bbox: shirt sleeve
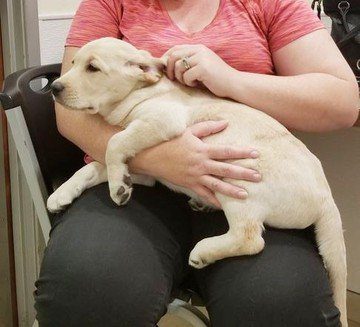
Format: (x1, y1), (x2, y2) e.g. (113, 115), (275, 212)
(261, 0), (325, 53)
(66, 0), (122, 48)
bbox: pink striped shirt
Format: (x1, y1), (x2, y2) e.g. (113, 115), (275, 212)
(66, 0), (324, 75)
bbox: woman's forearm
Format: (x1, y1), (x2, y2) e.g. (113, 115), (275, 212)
(57, 105), (152, 175)
(56, 104), (121, 164)
(223, 68), (359, 132)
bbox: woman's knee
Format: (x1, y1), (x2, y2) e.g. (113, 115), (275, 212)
(36, 236), (171, 326)
(35, 185), (184, 326)
(35, 225), (171, 326)
(206, 269), (340, 327)
(197, 228), (341, 327)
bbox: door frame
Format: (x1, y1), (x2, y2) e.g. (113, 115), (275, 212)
(0, 15), (18, 327)
(1, 0), (41, 325)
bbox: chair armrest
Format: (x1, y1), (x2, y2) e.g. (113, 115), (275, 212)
(0, 63), (84, 195)
(0, 64), (61, 110)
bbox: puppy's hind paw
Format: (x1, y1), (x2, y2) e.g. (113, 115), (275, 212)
(188, 249), (212, 269)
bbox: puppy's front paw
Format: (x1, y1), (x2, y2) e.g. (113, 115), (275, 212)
(109, 174), (133, 206)
(47, 191), (75, 213)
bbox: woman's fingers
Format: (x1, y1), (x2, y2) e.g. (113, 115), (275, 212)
(174, 54), (199, 85)
(206, 144), (259, 160)
(201, 175), (248, 199)
(205, 160), (261, 182)
(189, 120), (228, 138)
(183, 65), (201, 87)
(166, 49), (196, 80)
(174, 59), (187, 84)
(194, 186), (222, 208)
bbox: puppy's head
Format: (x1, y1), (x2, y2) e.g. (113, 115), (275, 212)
(51, 37), (166, 115)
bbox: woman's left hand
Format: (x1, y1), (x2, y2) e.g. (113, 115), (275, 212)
(164, 44), (234, 97)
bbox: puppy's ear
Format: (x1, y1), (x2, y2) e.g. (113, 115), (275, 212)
(127, 50), (167, 83)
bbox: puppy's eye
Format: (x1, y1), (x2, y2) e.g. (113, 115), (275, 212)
(139, 65), (149, 72)
(87, 64), (100, 73)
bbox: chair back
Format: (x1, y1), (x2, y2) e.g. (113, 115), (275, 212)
(0, 64), (84, 194)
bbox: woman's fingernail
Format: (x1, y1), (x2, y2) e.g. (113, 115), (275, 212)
(237, 190), (248, 198)
(250, 150), (259, 158)
(253, 173), (262, 181)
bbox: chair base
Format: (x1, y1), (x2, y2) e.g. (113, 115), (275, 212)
(167, 299), (210, 327)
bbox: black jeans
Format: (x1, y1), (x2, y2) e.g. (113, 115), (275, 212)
(34, 183), (340, 327)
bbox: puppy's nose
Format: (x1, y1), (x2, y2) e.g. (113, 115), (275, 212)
(51, 82), (65, 96)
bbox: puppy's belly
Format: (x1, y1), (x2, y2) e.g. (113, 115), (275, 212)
(153, 99), (332, 229)
(221, 152), (329, 229)
(192, 108), (331, 228)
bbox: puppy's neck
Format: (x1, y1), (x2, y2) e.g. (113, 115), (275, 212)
(104, 77), (176, 126)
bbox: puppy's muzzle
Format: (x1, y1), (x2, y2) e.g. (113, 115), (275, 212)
(51, 82), (65, 97)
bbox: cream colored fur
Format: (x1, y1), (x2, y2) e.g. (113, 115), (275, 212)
(47, 38), (347, 325)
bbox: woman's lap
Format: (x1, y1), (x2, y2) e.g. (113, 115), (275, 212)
(35, 183), (340, 327)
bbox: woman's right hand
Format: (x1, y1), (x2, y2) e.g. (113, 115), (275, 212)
(129, 120), (261, 207)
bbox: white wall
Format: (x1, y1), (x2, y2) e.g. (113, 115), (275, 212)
(37, 0), (81, 16)
(38, 18), (73, 64)
(37, 0), (81, 64)
(296, 130), (360, 293)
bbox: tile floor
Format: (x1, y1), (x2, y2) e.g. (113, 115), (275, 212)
(159, 307), (360, 327)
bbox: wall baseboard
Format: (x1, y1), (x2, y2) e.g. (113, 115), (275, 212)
(39, 13), (74, 21)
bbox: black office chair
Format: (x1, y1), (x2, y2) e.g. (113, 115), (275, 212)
(0, 64), (210, 327)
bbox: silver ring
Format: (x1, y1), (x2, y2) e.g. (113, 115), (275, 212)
(182, 57), (191, 70)
(356, 59), (360, 71)
(338, 1), (350, 12)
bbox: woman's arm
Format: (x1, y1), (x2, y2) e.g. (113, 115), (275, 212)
(166, 29), (359, 132)
(224, 30), (359, 132)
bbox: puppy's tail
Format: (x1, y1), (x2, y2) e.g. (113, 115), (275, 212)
(315, 200), (347, 327)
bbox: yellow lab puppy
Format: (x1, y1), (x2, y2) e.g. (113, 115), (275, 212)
(47, 38), (347, 326)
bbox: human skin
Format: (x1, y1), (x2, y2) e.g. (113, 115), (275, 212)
(55, 0), (359, 206)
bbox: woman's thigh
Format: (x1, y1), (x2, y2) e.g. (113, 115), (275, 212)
(192, 212), (340, 327)
(35, 183), (193, 327)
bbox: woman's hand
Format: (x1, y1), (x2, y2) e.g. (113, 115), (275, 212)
(129, 121), (261, 208)
(164, 44), (235, 98)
